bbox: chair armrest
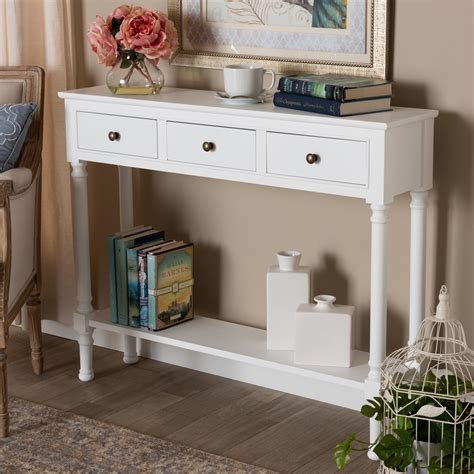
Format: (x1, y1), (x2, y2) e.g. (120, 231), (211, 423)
(0, 168), (33, 194)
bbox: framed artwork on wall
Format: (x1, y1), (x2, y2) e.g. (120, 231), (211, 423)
(168, 0), (389, 78)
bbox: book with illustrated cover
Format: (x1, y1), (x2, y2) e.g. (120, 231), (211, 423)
(115, 228), (165, 326)
(136, 239), (180, 328)
(107, 225), (149, 323)
(148, 243), (194, 331)
(278, 74), (392, 102)
(273, 92), (391, 117)
(127, 237), (168, 327)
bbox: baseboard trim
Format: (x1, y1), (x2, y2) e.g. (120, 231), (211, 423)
(41, 319), (363, 410)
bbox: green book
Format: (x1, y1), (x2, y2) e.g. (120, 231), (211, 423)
(278, 74), (392, 102)
(115, 228), (165, 326)
(107, 225), (149, 324)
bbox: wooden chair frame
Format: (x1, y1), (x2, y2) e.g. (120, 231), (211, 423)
(0, 66), (45, 437)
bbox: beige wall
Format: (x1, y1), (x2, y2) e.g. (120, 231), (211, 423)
(68, 0), (473, 350)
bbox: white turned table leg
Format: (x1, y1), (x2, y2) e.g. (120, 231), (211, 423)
(71, 162), (95, 382)
(118, 167), (138, 364)
(123, 335), (139, 364)
(366, 203), (390, 452)
(409, 191), (428, 345)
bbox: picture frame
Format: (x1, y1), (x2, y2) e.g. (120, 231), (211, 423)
(168, 0), (389, 79)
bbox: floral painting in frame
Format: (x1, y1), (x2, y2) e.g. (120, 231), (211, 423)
(168, 0), (388, 78)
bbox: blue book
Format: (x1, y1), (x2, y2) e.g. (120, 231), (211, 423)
(107, 225), (148, 323)
(127, 239), (166, 327)
(137, 240), (177, 328)
(115, 229), (165, 326)
(273, 92), (392, 117)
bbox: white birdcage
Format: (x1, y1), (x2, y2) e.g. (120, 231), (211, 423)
(377, 286), (473, 473)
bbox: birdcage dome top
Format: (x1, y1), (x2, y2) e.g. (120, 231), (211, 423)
(381, 286), (474, 400)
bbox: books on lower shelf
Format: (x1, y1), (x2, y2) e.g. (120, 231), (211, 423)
(274, 73), (393, 117)
(108, 226), (194, 331)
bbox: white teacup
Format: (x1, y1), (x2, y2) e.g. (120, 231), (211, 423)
(224, 64), (275, 98)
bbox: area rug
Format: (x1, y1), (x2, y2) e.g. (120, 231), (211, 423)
(0, 398), (271, 473)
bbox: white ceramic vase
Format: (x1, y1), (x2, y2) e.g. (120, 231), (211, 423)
(266, 250), (310, 350)
(294, 295), (354, 367)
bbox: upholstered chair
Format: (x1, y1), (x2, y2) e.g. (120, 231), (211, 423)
(0, 66), (44, 437)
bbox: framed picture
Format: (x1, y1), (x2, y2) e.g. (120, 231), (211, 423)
(168, 0), (389, 78)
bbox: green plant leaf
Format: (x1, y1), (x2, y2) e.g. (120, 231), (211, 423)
(373, 429), (414, 471)
(360, 397), (385, 421)
(334, 433), (356, 470)
(120, 59), (132, 69)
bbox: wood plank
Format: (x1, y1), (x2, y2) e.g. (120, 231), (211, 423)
(165, 379), (259, 420)
(168, 387), (283, 448)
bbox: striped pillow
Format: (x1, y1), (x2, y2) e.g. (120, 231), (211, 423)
(0, 103), (36, 172)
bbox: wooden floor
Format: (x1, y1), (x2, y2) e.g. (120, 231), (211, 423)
(7, 327), (377, 473)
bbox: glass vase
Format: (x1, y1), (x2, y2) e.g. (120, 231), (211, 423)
(106, 50), (164, 95)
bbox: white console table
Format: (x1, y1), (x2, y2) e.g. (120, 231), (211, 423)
(59, 86), (438, 445)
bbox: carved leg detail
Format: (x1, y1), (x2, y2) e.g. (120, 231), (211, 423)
(409, 191), (428, 345)
(366, 203), (391, 453)
(27, 286), (43, 375)
(0, 349), (8, 437)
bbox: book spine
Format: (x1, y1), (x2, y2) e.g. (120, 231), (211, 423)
(278, 78), (344, 101)
(273, 92), (342, 116)
(138, 250), (149, 328)
(147, 254), (157, 330)
(127, 248), (140, 328)
(107, 235), (119, 324)
(115, 239), (129, 326)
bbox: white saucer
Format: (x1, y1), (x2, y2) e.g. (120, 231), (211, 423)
(215, 91), (268, 105)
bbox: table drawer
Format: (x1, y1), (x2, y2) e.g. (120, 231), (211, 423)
(267, 132), (368, 186)
(167, 122), (256, 171)
(77, 112), (158, 158)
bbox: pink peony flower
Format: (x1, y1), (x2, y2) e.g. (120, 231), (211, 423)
(117, 7), (179, 63)
(87, 15), (119, 67)
(107, 4), (131, 29)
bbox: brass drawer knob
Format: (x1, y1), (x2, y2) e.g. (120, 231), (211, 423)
(108, 131), (120, 142)
(202, 141), (215, 152)
(306, 153), (320, 164)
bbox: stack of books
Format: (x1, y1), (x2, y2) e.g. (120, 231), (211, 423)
(108, 225), (194, 331)
(273, 74), (393, 117)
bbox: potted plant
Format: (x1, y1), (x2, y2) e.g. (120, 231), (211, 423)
(335, 287), (473, 473)
(335, 375), (473, 472)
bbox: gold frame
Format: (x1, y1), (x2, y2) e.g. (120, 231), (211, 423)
(169, 0), (389, 78)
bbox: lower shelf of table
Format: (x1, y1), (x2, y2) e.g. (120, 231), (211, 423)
(89, 310), (369, 410)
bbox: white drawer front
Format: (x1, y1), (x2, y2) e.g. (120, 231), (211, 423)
(267, 132), (368, 186)
(167, 122), (256, 171)
(77, 112), (158, 158)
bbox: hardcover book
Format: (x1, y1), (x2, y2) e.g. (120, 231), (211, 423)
(148, 243), (194, 331)
(115, 228), (165, 326)
(273, 92), (392, 117)
(127, 237), (168, 327)
(278, 74), (392, 102)
(107, 225), (150, 323)
(136, 239), (180, 328)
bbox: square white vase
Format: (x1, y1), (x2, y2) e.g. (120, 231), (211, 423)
(266, 251), (310, 350)
(294, 295), (354, 367)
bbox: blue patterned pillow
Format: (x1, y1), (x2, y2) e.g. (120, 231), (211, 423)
(0, 103), (36, 172)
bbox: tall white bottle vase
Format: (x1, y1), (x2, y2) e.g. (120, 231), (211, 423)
(295, 295), (354, 367)
(266, 251), (311, 350)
